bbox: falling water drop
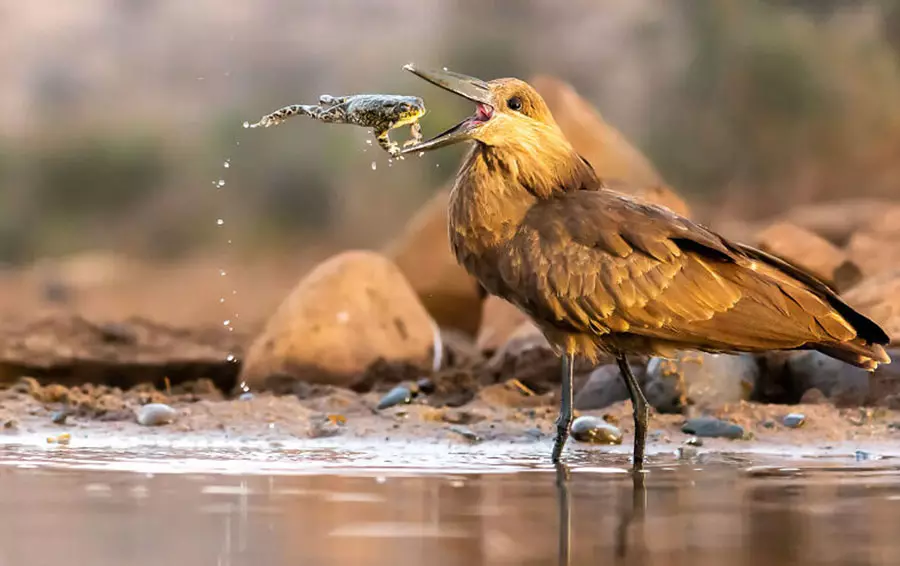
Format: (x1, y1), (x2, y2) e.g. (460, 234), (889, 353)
(371, 161), (377, 170)
(227, 354), (236, 362)
(217, 180), (225, 188)
(220, 270), (227, 277)
(223, 320), (231, 326)
(216, 218), (224, 226)
(365, 139), (373, 145)
(242, 121), (250, 128)
(223, 160), (230, 168)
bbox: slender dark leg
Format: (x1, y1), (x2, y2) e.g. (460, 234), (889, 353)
(616, 354), (649, 471)
(615, 470), (647, 558)
(555, 462), (571, 566)
(551, 352), (575, 463)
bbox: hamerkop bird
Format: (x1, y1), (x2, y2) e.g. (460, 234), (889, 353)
(399, 65), (891, 471)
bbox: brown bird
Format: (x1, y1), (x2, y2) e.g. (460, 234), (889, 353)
(400, 65), (891, 471)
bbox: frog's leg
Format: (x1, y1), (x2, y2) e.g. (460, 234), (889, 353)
(250, 104), (318, 128)
(375, 126), (400, 156)
(403, 121), (423, 147)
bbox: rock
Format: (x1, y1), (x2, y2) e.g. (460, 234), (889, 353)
(136, 403), (177, 426)
(385, 188), (483, 335)
(424, 370), (479, 408)
(441, 409), (485, 425)
(681, 417), (745, 439)
(570, 416), (623, 445)
(683, 437), (703, 447)
(644, 352), (759, 413)
(238, 392), (254, 401)
(846, 232), (900, 280)
(754, 222), (859, 289)
(447, 425), (481, 443)
(573, 363), (636, 411)
(475, 296), (532, 353)
(531, 75), (690, 217)
(415, 377), (436, 395)
(783, 413), (806, 428)
(782, 199), (900, 246)
(799, 388), (829, 405)
(376, 385), (414, 410)
(843, 270), (900, 344)
(785, 351), (871, 407)
(50, 410), (69, 425)
(240, 251), (436, 392)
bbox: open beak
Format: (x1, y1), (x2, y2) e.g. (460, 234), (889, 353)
(400, 64), (494, 154)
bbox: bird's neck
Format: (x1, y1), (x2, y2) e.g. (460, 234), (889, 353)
(448, 134), (597, 255)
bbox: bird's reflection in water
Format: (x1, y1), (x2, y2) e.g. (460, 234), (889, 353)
(555, 463), (647, 565)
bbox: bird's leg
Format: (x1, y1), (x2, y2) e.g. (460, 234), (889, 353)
(555, 462), (572, 566)
(616, 354), (649, 471)
(551, 352), (575, 463)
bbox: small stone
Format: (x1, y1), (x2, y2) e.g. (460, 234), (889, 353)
(888, 422), (900, 431)
(136, 403), (177, 426)
(238, 392), (254, 401)
(570, 416), (623, 445)
(416, 377), (435, 395)
(855, 450), (872, 461)
(783, 413), (806, 429)
(761, 420), (776, 429)
(376, 385), (414, 410)
(46, 432), (71, 445)
(682, 417), (745, 439)
(51, 411), (69, 425)
(683, 436), (703, 447)
(441, 409), (484, 425)
(524, 427), (544, 439)
(677, 446), (699, 460)
(447, 425), (481, 443)
(3, 419), (18, 430)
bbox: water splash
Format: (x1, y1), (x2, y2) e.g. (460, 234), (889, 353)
(371, 161), (377, 170)
(216, 219), (224, 226)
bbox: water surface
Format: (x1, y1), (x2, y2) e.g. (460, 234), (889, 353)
(1, 440), (899, 565)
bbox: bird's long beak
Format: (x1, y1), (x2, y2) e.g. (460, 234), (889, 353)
(400, 64), (494, 154)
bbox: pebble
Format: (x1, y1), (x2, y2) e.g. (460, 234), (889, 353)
(376, 385), (414, 410)
(51, 411), (69, 425)
(681, 417), (745, 439)
(783, 413), (806, 429)
(416, 377), (436, 395)
(448, 425), (481, 443)
(683, 436), (703, 447)
(570, 416), (623, 445)
(136, 403), (178, 426)
(238, 392), (254, 401)
(46, 433), (71, 445)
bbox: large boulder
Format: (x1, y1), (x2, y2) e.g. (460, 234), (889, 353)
(782, 199), (900, 245)
(842, 270), (900, 345)
(385, 188), (483, 335)
(531, 75), (691, 217)
(239, 251), (436, 392)
(754, 221), (862, 291)
(475, 295), (531, 354)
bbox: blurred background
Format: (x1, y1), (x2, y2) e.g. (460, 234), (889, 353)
(2, 0), (899, 329)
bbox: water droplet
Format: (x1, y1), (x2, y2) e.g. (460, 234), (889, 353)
(371, 161), (377, 170)
(442, 66), (449, 71)
(219, 298), (225, 303)
(436, 163), (440, 168)
(223, 161), (230, 168)
(242, 121), (250, 128)
(223, 320), (231, 326)
(216, 218), (224, 226)
(217, 180), (225, 187)
(228, 355), (236, 363)
(219, 270), (227, 276)
(227, 239), (232, 244)
(365, 139), (373, 145)
(418, 152), (425, 157)
(232, 290), (237, 295)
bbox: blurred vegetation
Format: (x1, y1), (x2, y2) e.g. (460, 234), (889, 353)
(2, 0), (900, 264)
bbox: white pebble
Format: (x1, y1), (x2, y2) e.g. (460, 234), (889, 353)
(137, 404), (177, 426)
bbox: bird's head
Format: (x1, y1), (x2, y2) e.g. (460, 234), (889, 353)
(400, 64), (563, 154)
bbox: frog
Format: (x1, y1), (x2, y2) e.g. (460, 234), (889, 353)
(245, 94), (427, 157)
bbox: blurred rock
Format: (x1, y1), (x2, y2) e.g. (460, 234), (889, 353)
(532, 75), (690, 217)
(240, 250), (436, 392)
(476, 296), (531, 353)
(782, 199), (900, 246)
(755, 221), (860, 290)
(846, 231), (900, 280)
(785, 351), (871, 407)
(136, 403), (177, 426)
(376, 385), (414, 410)
(385, 188), (483, 335)
(783, 413), (806, 428)
(570, 416), (623, 445)
(644, 352), (759, 413)
(799, 388), (829, 405)
(682, 417), (745, 439)
(843, 270), (900, 344)
(574, 363), (636, 411)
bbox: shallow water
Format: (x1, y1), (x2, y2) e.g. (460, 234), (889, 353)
(2, 439), (900, 566)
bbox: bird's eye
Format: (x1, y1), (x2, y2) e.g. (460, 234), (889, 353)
(507, 96), (522, 111)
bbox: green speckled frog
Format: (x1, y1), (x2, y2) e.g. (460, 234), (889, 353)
(245, 94), (426, 156)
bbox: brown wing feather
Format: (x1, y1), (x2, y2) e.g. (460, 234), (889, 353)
(498, 189), (889, 366)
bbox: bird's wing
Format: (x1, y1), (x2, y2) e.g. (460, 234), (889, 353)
(498, 189), (862, 353)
